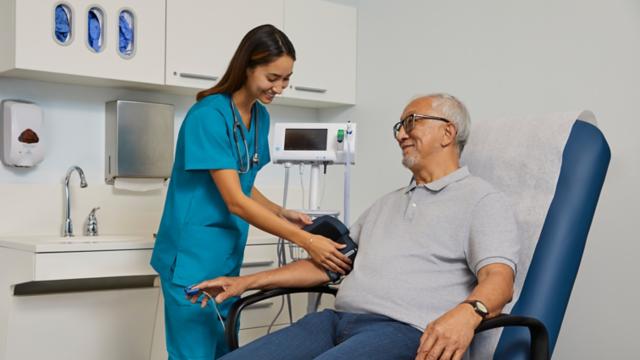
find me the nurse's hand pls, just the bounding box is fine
[188,277,249,308]
[305,235,352,275]
[280,209,313,228]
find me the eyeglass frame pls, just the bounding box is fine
[393,114,451,138]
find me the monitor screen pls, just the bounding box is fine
[284,129,328,151]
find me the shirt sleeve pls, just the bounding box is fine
[183,104,237,171]
[256,104,271,172]
[465,192,520,276]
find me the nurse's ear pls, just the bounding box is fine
[244,66,261,88]
[246,67,256,77]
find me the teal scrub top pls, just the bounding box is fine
[151,93,271,286]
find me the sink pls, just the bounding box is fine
[0,235,155,253]
[54,235,141,244]
[56,239,101,244]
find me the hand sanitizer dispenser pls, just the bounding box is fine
[1,100,45,167]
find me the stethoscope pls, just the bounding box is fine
[230,99,259,174]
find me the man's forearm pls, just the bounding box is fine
[243,259,331,290]
[466,264,515,318]
[414,263,515,359]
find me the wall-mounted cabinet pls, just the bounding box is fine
[165,0,284,90]
[0,0,357,108]
[278,0,356,106]
[165,0,357,107]
[0,0,165,85]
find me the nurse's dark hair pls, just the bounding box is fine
[196,24,296,101]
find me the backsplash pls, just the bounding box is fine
[0,77,321,237]
[0,183,166,236]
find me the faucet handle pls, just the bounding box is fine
[88,207,100,217]
[85,207,100,236]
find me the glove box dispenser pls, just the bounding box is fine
[105,100,174,184]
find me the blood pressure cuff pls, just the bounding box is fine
[302,215,358,283]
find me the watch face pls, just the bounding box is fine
[476,301,488,314]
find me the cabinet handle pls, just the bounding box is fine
[178,72,219,81]
[294,86,327,94]
[13,275,157,295]
[242,260,275,268]
[246,302,274,310]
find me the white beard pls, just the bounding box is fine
[402,154,419,169]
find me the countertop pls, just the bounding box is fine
[0,235,155,253]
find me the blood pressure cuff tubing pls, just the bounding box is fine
[302,215,358,282]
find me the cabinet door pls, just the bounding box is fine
[282,0,356,106]
[166,0,284,90]
[14,0,165,84]
[7,288,159,360]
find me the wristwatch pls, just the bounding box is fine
[462,300,489,319]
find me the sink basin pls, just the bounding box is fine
[0,235,155,253]
[56,239,101,244]
[54,235,142,244]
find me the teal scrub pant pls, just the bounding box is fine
[161,278,232,360]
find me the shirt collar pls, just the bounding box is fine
[405,166,470,193]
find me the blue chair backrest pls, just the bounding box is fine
[493,120,610,358]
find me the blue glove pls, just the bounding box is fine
[119,13,133,55]
[55,6,70,42]
[88,10,101,51]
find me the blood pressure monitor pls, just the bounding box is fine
[272,123,356,164]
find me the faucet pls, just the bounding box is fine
[84,207,100,236]
[63,166,88,237]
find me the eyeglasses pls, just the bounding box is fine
[393,114,451,138]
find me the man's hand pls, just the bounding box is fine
[279,208,313,228]
[188,276,250,307]
[415,304,483,360]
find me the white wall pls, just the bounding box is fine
[0,77,318,236]
[319,0,638,358]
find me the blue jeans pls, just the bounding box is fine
[220,309,422,360]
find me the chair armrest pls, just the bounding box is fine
[475,314,549,360]
[225,286,338,350]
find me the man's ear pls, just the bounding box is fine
[441,123,457,147]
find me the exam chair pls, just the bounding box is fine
[225,111,611,360]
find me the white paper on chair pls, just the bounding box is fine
[461,110,598,359]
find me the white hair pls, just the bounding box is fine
[423,93,471,154]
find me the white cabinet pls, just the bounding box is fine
[278,0,357,106]
[0,0,165,85]
[165,0,357,107]
[0,0,357,107]
[0,236,159,360]
[165,0,284,90]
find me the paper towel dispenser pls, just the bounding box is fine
[105,100,174,184]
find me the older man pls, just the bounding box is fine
[191,94,519,360]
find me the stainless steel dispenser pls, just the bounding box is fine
[105,100,174,184]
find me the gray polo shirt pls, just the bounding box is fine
[335,166,519,331]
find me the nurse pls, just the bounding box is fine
[150,24,351,360]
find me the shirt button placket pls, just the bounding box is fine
[405,191,417,220]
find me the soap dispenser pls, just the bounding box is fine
[1,100,45,167]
